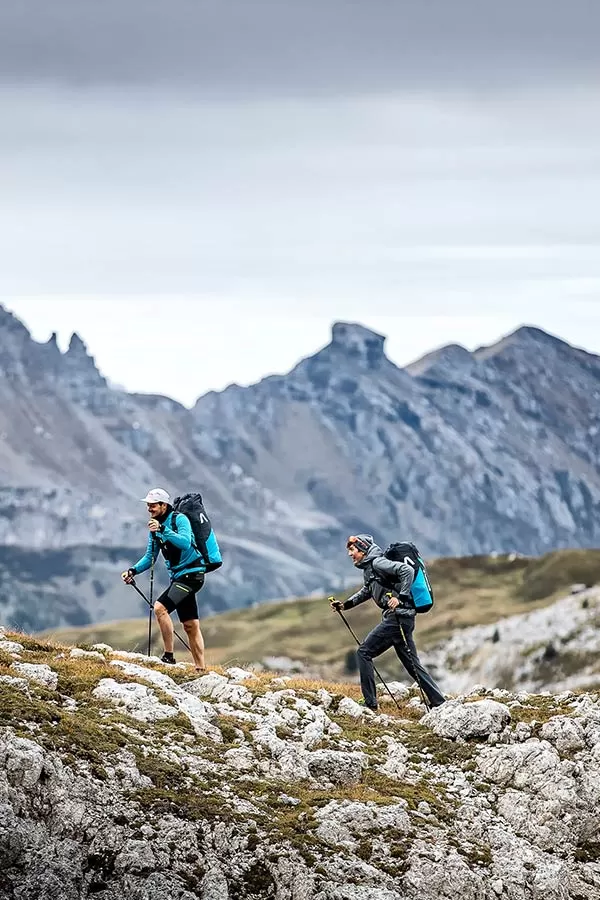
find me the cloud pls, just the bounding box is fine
[0,1,599,93]
[1,83,599,298]
[1,1,598,395]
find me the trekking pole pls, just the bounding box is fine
[129,579,192,653]
[398,622,431,711]
[331,603,403,712]
[147,541,155,657]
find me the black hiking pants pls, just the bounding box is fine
[357,615,445,709]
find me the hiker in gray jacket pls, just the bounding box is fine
[331,534,445,711]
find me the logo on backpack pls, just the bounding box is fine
[171,493,223,573]
[384,541,434,614]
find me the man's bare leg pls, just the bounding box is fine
[154,602,174,654]
[183,619,206,670]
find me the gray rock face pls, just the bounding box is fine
[427,585,600,695]
[91,678,181,723]
[306,749,368,785]
[11,662,58,691]
[422,699,512,739]
[2,305,600,630]
[2,635,600,899]
[191,321,600,563]
[540,716,587,753]
[0,640,25,654]
[313,798,411,848]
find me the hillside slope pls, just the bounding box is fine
[44,549,600,687]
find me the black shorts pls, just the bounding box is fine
[156,573,205,623]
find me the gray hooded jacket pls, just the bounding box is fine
[344,534,416,620]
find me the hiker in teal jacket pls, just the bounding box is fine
[133,508,205,581]
[121,488,207,669]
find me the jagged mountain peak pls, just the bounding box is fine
[329,320,387,365]
[475,324,575,361]
[296,321,389,377]
[331,320,385,348]
[67,332,89,356]
[405,342,474,378]
[62,331,107,390]
[42,333,63,363]
[0,303,31,340]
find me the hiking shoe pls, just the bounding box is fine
[161,652,176,665]
[357,698,378,712]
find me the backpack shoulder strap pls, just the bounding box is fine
[172,509,202,553]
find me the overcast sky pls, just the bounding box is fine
[1,1,599,405]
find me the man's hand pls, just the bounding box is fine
[328,596,343,612]
[148,518,160,533]
[386,594,400,611]
[121,569,136,585]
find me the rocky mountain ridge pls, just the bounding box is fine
[1,303,599,630]
[1,624,600,899]
[192,321,600,557]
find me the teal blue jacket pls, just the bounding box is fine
[132,512,204,580]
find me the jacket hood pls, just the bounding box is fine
[353,534,383,569]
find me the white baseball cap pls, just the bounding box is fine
[141,488,171,504]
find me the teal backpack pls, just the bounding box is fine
[384,541,434,614]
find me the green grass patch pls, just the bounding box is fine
[398,722,480,765]
[362,769,452,818]
[0,683,60,728]
[38,710,129,777]
[132,783,236,822]
[448,835,493,867]
[149,711,195,738]
[519,550,600,602]
[217,714,256,745]
[509,698,575,726]
[133,750,186,788]
[0,650,20,669]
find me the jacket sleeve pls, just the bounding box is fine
[158,513,193,550]
[372,556,416,596]
[131,534,155,575]
[343,584,372,609]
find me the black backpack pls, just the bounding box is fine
[171,493,223,572]
[384,541,434,614]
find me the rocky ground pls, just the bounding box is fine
[428,585,600,696]
[1,624,600,899]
